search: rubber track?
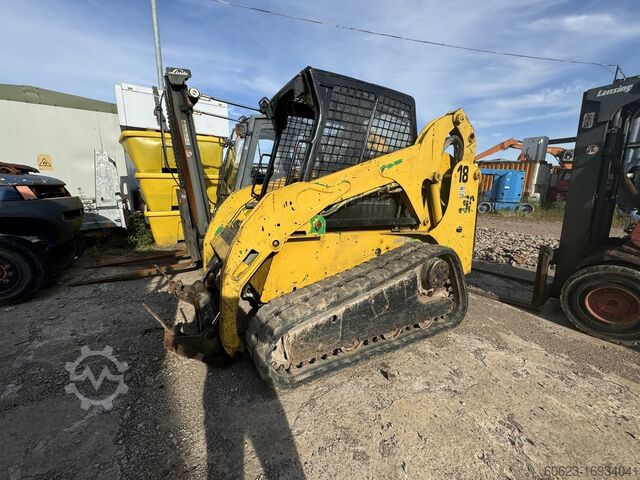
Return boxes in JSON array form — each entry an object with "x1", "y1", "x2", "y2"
[{"x1": 246, "y1": 241, "x2": 468, "y2": 388}]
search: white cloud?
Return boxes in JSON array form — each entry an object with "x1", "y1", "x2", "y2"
[
  {"x1": 531, "y1": 12, "x2": 640, "y2": 38},
  {"x1": 471, "y1": 83, "x2": 586, "y2": 128},
  {"x1": 1, "y1": 0, "x2": 638, "y2": 148}
]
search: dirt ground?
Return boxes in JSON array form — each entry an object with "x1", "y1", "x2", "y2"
[
  {"x1": 477, "y1": 215, "x2": 565, "y2": 238},
  {"x1": 1, "y1": 218, "x2": 639, "y2": 480},
  {"x1": 476, "y1": 215, "x2": 626, "y2": 239}
]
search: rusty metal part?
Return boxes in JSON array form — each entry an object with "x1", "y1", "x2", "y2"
[
  {"x1": 15, "y1": 185, "x2": 37, "y2": 200},
  {"x1": 143, "y1": 303, "x2": 171, "y2": 331},
  {"x1": 469, "y1": 245, "x2": 554, "y2": 310},
  {"x1": 84, "y1": 251, "x2": 185, "y2": 269},
  {"x1": 584, "y1": 286, "x2": 640, "y2": 325},
  {"x1": 142, "y1": 302, "x2": 227, "y2": 364},
  {"x1": 423, "y1": 258, "x2": 450, "y2": 289},
  {"x1": 604, "y1": 246, "x2": 640, "y2": 266},
  {"x1": 471, "y1": 263, "x2": 536, "y2": 286},
  {"x1": 631, "y1": 223, "x2": 640, "y2": 247},
  {"x1": 67, "y1": 260, "x2": 197, "y2": 286},
  {"x1": 162, "y1": 328, "x2": 226, "y2": 363}
]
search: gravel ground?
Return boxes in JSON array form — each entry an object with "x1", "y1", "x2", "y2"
[
  {"x1": 1, "y1": 217, "x2": 639, "y2": 480},
  {"x1": 474, "y1": 216, "x2": 563, "y2": 270},
  {"x1": 474, "y1": 215, "x2": 626, "y2": 269},
  {"x1": 476, "y1": 216, "x2": 564, "y2": 238},
  {"x1": 474, "y1": 227, "x2": 559, "y2": 270}
]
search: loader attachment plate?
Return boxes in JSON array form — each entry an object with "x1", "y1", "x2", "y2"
[{"x1": 246, "y1": 242, "x2": 468, "y2": 388}]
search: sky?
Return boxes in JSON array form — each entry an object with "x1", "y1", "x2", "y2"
[{"x1": 2, "y1": 0, "x2": 640, "y2": 158}]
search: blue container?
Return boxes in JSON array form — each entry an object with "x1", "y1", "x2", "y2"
[
  {"x1": 480, "y1": 168, "x2": 525, "y2": 203},
  {"x1": 479, "y1": 168, "x2": 531, "y2": 213}
]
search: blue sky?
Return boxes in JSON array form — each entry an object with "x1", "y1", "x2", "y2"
[{"x1": 3, "y1": 0, "x2": 640, "y2": 156}]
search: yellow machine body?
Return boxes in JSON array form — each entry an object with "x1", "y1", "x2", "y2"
[{"x1": 202, "y1": 109, "x2": 479, "y2": 356}]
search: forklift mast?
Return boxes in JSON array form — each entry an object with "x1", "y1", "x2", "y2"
[
  {"x1": 163, "y1": 67, "x2": 211, "y2": 263},
  {"x1": 553, "y1": 75, "x2": 640, "y2": 295}
]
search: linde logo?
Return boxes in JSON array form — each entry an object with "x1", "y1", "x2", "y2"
[
  {"x1": 596, "y1": 84, "x2": 634, "y2": 97},
  {"x1": 169, "y1": 68, "x2": 189, "y2": 76}
]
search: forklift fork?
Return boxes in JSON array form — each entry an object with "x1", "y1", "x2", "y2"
[{"x1": 470, "y1": 244, "x2": 554, "y2": 310}]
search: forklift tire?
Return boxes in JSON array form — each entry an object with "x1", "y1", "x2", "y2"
[
  {"x1": 49, "y1": 233, "x2": 85, "y2": 270},
  {"x1": 517, "y1": 203, "x2": 534, "y2": 214},
  {"x1": 0, "y1": 237, "x2": 49, "y2": 306},
  {"x1": 560, "y1": 264, "x2": 640, "y2": 346},
  {"x1": 477, "y1": 202, "x2": 492, "y2": 214}
]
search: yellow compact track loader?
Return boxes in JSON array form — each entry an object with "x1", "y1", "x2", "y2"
[{"x1": 159, "y1": 67, "x2": 479, "y2": 387}]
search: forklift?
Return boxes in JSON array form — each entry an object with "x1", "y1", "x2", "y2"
[
  {"x1": 476, "y1": 75, "x2": 640, "y2": 344},
  {"x1": 553, "y1": 75, "x2": 640, "y2": 344}
]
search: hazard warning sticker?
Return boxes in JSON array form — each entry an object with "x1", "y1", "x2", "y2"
[{"x1": 37, "y1": 154, "x2": 53, "y2": 171}]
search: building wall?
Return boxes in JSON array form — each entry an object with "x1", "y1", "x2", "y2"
[{"x1": 0, "y1": 99, "x2": 135, "y2": 216}]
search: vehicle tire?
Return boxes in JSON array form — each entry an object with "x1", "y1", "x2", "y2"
[
  {"x1": 477, "y1": 202, "x2": 492, "y2": 214},
  {"x1": 560, "y1": 264, "x2": 640, "y2": 345},
  {"x1": 0, "y1": 237, "x2": 49, "y2": 305},
  {"x1": 517, "y1": 203, "x2": 534, "y2": 214},
  {"x1": 49, "y1": 233, "x2": 85, "y2": 270}
]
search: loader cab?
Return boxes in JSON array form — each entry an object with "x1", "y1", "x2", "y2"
[
  {"x1": 217, "y1": 115, "x2": 274, "y2": 203},
  {"x1": 257, "y1": 67, "x2": 420, "y2": 229}
]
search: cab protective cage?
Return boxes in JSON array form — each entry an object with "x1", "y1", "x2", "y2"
[{"x1": 258, "y1": 67, "x2": 419, "y2": 230}]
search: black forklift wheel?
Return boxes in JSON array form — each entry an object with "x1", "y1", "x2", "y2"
[
  {"x1": 477, "y1": 202, "x2": 492, "y2": 214},
  {"x1": 49, "y1": 233, "x2": 85, "y2": 270},
  {"x1": 0, "y1": 237, "x2": 49, "y2": 306},
  {"x1": 560, "y1": 264, "x2": 640, "y2": 345},
  {"x1": 517, "y1": 203, "x2": 534, "y2": 214}
]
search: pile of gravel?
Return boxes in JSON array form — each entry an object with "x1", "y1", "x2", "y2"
[{"x1": 474, "y1": 227, "x2": 559, "y2": 269}]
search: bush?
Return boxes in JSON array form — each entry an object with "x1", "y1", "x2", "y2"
[{"x1": 87, "y1": 213, "x2": 155, "y2": 254}]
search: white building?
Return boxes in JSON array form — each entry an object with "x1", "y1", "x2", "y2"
[
  {"x1": 0, "y1": 83, "x2": 230, "y2": 230},
  {"x1": 0, "y1": 84, "x2": 133, "y2": 229}
]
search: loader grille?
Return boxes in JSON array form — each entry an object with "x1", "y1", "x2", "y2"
[
  {"x1": 265, "y1": 100, "x2": 314, "y2": 193},
  {"x1": 313, "y1": 87, "x2": 414, "y2": 178}
]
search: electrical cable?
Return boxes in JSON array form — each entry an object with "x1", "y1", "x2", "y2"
[
  {"x1": 211, "y1": 0, "x2": 619, "y2": 75},
  {"x1": 200, "y1": 93, "x2": 261, "y2": 112},
  {"x1": 193, "y1": 108, "x2": 245, "y2": 122}
]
